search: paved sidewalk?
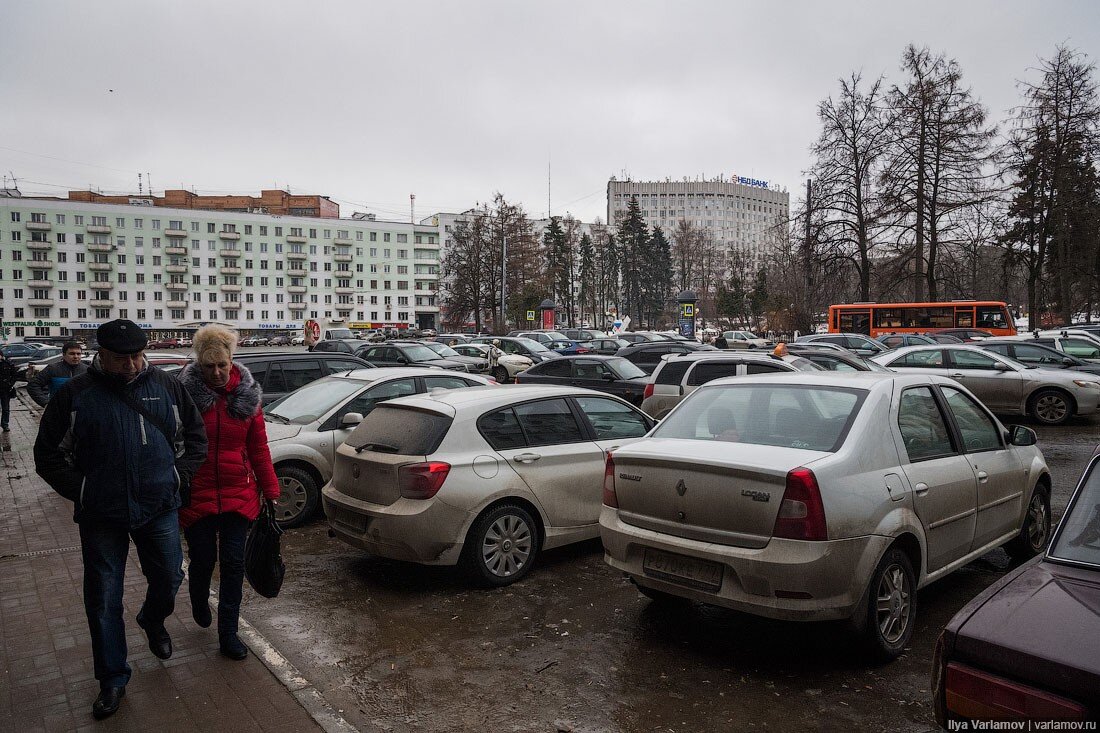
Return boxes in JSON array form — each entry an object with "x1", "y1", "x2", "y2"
[{"x1": 0, "y1": 393, "x2": 324, "y2": 732}]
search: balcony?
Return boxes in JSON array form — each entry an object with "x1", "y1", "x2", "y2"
[
  {"x1": 415, "y1": 257, "x2": 439, "y2": 264},
  {"x1": 26, "y1": 221, "x2": 52, "y2": 232},
  {"x1": 28, "y1": 298, "x2": 56, "y2": 307},
  {"x1": 219, "y1": 249, "x2": 242, "y2": 258},
  {"x1": 90, "y1": 298, "x2": 114, "y2": 308},
  {"x1": 218, "y1": 231, "x2": 241, "y2": 240},
  {"x1": 334, "y1": 253, "x2": 353, "y2": 263},
  {"x1": 166, "y1": 282, "x2": 189, "y2": 292},
  {"x1": 87, "y1": 243, "x2": 114, "y2": 252},
  {"x1": 219, "y1": 266, "x2": 242, "y2": 276},
  {"x1": 164, "y1": 228, "x2": 188, "y2": 238},
  {"x1": 286, "y1": 235, "x2": 307, "y2": 244},
  {"x1": 167, "y1": 299, "x2": 189, "y2": 309},
  {"x1": 286, "y1": 251, "x2": 308, "y2": 260},
  {"x1": 286, "y1": 267, "x2": 307, "y2": 277},
  {"x1": 165, "y1": 245, "x2": 188, "y2": 255},
  {"x1": 414, "y1": 305, "x2": 441, "y2": 313},
  {"x1": 335, "y1": 286, "x2": 354, "y2": 295},
  {"x1": 220, "y1": 284, "x2": 242, "y2": 293},
  {"x1": 287, "y1": 285, "x2": 307, "y2": 294},
  {"x1": 28, "y1": 259, "x2": 54, "y2": 269},
  {"x1": 89, "y1": 281, "x2": 114, "y2": 290},
  {"x1": 333, "y1": 237, "x2": 353, "y2": 246},
  {"x1": 89, "y1": 262, "x2": 113, "y2": 272},
  {"x1": 27, "y1": 240, "x2": 54, "y2": 251},
  {"x1": 28, "y1": 279, "x2": 53, "y2": 288},
  {"x1": 86, "y1": 225, "x2": 112, "y2": 234},
  {"x1": 166, "y1": 264, "x2": 189, "y2": 274}
]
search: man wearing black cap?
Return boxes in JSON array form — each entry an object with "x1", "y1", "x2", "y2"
[{"x1": 34, "y1": 319, "x2": 207, "y2": 720}]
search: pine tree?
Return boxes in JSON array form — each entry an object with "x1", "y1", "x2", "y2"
[
  {"x1": 578, "y1": 232, "x2": 596, "y2": 328},
  {"x1": 646, "y1": 226, "x2": 673, "y2": 326},
  {"x1": 616, "y1": 196, "x2": 649, "y2": 325}
]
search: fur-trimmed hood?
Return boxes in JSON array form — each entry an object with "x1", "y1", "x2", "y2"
[{"x1": 179, "y1": 362, "x2": 262, "y2": 420}]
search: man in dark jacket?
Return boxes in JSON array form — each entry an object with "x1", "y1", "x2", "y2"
[
  {"x1": 28, "y1": 340, "x2": 87, "y2": 406},
  {"x1": 0, "y1": 350, "x2": 17, "y2": 431},
  {"x1": 34, "y1": 320, "x2": 207, "y2": 720}
]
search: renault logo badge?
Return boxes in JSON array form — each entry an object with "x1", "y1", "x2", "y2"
[
  {"x1": 352, "y1": 465, "x2": 361, "y2": 479},
  {"x1": 676, "y1": 479, "x2": 687, "y2": 496}
]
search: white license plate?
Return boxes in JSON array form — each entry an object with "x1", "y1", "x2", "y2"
[{"x1": 643, "y1": 549, "x2": 723, "y2": 592}]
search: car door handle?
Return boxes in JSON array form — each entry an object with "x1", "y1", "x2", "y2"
[
  {"x1": 513, "y1": 453, "x2": 542, "y2": 463},
  {"x1": 950, "y1": 373, "x2": 965, "y2": 378},
  {"x1": 977, "y1": 470, "x2": 988, "y2": 482},
  {"x1": 914, "y1": 482, "x2": 929, "y2": 496}
]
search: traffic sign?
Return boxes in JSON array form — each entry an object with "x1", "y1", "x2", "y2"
[{"x1": 526, "y1": 310, "x2": 536, "y2": 322}]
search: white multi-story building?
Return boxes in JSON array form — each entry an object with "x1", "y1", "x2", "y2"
[
  {"x1": 606, "y1": 175, "x2": 790, "y2": 268},
  {"x1": 0, "y1": 193, "x2": 442, "y2": 340}
]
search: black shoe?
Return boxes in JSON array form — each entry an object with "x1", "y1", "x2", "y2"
[
  {"x1": 191, "y1": 596, "x2": 212, "y2": 628},
  {"x1": 219, "y1": 634, "x2": 248, "y2": 661},
  {"x1": 92, "y1": 686, "x2": 125, "y2": 719},
  {"x1": 136, "y1": 614, "x2": 173, "y2": 660}
]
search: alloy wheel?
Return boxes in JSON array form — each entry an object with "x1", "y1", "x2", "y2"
[
  {"x1": 875, "y1": 564, "x2": 912, "y2": 645},
  {"x1": 1035, "y1": 394, "x2": 1068, "y2": 423},
  {"x1": 1026, "y1": 493, "x2": 1050, "y2": 551}
]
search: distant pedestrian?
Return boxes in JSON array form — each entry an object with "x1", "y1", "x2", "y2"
[
  {"x1": 714, "y1": 335, "x2": 729, "y2": 349},
  {"x1": 0, "y1": 350, "x2": 17, "y2": 432},
  {"x1": 34, "y1": 319, "x2": 207, "y2": 720},
  {"x1": 28, "y1": 340, "x2": 88, "y2": 406},
  {"x1": 177, "y1": 325, "x2": 280, "y2": 661}
]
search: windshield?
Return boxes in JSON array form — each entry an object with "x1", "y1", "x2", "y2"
[
  {"x1": 514, "y1": 338, "x2": 551, "y2": 353},
  {"x1": 421, "y1": 341, "x2": 461, "y2": 358},
  {"x1": 403, "y1": 344, "x2": 448, "y2": 362},
  {"x1": 607, "y1": 358, "x2": 647, "y2": 379},
  {"x1": 264, "y1": 377, "x2": 365, "y2": 425},
  {"x1": 652, "y1": 383, "x2": 866, "y2": 452},
  {"x1": 327, "y1": 328, "x2": 354, "y2": 340},
  {"x1": 1049, "y1": 457, "x2": 1100, "y2": 569}
]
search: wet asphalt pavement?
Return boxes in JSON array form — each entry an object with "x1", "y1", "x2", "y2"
[{"x1": 240, "y1": 416, "x2": 1100, "y2": 733}]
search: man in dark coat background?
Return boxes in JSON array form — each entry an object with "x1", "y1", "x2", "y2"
[
  {"x1": 28, "y1": 340, "x2": 87, "y2": 406},
  {"x1": 34, "y1": 319, "x2": 207, "y2": 720}
]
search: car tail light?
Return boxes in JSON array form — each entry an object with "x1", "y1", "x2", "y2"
[
  {"x1": 484, "y1": 376, "x2": 499, "y2": 385},
  {"x1": 773, "y1": 468, "x2": 827, "y2": 541},
  {"x1": 944, "y1": 662, "x2": 1086, "y2": 721},
  {"x1": 398, "y1": 462, "x2": 451, "y2": 500},
  {"x1": 602, "y1": 454, "x2": 618, "y2": 508},
  {"x1": 576, "y1": 346, "x2": 591, "y2": 354},
  {"x1": 514, "y1": 375, "x2": 522, "y2": 384},
  {"x1": 643, "y1": 383, "x2": 655, "y2": 400}
]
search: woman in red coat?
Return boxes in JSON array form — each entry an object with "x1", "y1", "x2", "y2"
[{"x1": 179, "y1": 325, "x2": 279, "y2": 660}]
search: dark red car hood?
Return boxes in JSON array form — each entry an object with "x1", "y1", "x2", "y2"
[{"x1": 950, "y1": 558, "x2": 1100, "y2": 707}]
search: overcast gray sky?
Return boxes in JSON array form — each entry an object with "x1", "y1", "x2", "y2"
[{"x1": 2, "y1": 1, "x2": 1098, "y2": 224}]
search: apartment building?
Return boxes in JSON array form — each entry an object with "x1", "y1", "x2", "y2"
[
  {"x1": 0, "y1": 193, "x2": 441, "y2": 340},
  {"x1": 606, "y1": 175, "x2": 790, "y2": 268}
]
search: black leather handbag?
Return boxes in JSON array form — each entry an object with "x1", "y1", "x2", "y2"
[{"x1": 245, "y1": 500, "x2": 286, "y2": 598}]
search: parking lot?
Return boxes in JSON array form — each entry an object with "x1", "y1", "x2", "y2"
[{"x1": 238, "y1": 410, "x2": 1099, "y2": 732}]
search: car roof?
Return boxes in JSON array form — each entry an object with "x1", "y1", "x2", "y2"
[
  {"x1": 324, "y1": 367, "x2": 483, "y2": 382},
  {"x1": 663, "y1": 350, "x2": 793, "y2": 362},
  {"x1": 236, "y1": 351, "x2": 366, "y2": 361},
  {"x1": 533, "y1": 354, "x2": 619, "y2": 362},
  {"x1": 704, "y1": 370, "x2": 933, "y2": 390},
  {"x1": 383, "y1": 384, "x2": 616, "y2": 412},
  {"x1": 872, "y1": 343, "x2": 993, "y2": 360}
]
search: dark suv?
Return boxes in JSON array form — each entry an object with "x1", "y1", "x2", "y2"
[
  {"x1": 613, "y1": 340, "x2": 715, "y2": 375},
  {"x1": 354, "y1": 342, "x2": 470, "y2": 372},
  {"x1": 234, "y1": 352, "x2": 374, "y2": 404}
]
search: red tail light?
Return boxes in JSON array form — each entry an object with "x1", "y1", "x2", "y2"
[
  {"x1": 514, "y1": 376, "x2": 522, "y2": 384},
  {"x1": 773, "y1": 468, "x2": 827, "y2": 541},
  {"x1": 944, "y1": 662, "x2": 1086, "y2": 721},
  {"x1": 484, "y1": 376, "x2": 499, "y2": 385},
  {"x1": 602, "y1": 454, "x2": 618, "y2": 508},
  {"x1": 576, "y1": 347, "x2": 591, "y2": 354},
  {"x1": 643, "y1": 383, "x2": 655, "y2": 400},
  {"x1": 398, "y1": 461, "x2": 451, "y2": 500}
]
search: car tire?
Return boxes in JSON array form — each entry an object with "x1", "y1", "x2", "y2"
[
  {"x1": 460, "y1": 503, "x2": 540, "y2": 587},
  {"x1": 859, "y1": 547, "x2": 916, "y2": 662},
  {"x1": 1027, "y1": 388, "x2": 1074, "y2": 425},
  {"x1": 273, "y1": 465, "x2": 319, "y2": 529},
  {"x1": 1005, "y1": 487, "x2": 1051, "y2": 561},
  {"x1": 492, "y1": 366, "x2": 509, "y2": 384}
]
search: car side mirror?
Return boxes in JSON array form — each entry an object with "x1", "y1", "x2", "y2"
[
  {"x1": 1063, "y1": 357, "x2": 1075, "y2": 366},
  {"x1": 1007, "y1": 425, "x2": 1037, "y2": 447},
  {"x1": 604, "y1": 374, "x2": 616, "y2": 381},
  {"x1": 340, "y1": 412, "x2": 364, "y2": 428}
]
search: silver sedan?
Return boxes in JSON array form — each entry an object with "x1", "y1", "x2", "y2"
[{"x1": 872, "y1": 344, "x2": 1100, "y2": 425}]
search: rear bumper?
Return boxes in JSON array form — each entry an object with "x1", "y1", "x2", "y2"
[
  {"x1": 599, "y1": 506, "x2": 889, "y2": 621},
  {"x1": 322, "y1": 483, "x2": 469, "y2": 565}
]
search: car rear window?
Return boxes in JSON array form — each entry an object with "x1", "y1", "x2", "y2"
[
  {"x1": 654, "y1": 360, "x2": 691, "y2": 385},
  {"x1": 346, "y1": 406, "x2": 453, "y2": 456},
  {"x1": 651, "y1": 384, "x2": 867, "y2": 452}
]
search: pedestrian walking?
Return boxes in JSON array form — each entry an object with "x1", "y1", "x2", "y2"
[
  {"x1": 177, "y1": 325, "x2": 280, "y2": 661},
  {"x1": 33, "y1": 319, "x2": 207, "y2": 720},
  {"x1": 714, "y1": 335, "x2": 729, "y2": 349},
  {"x1": 28, "y1": 340, "x2": 88, "y2": 406},
  {"x1": 0, "y1": 349, "x2": 18, "y2": 432}
]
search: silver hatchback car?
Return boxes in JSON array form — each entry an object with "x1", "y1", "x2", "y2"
[
  {"x1": 600, "y1": 372, "x2": 1051, "y2": 660},
  {"x1": 323, "y1": 385, "x2": 656, "y2": 586}
]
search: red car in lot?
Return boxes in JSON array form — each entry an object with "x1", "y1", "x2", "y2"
[
  {"x1": 933, "y1": 453, "x2": 1100, "y2": 724},
  {"x1": 148, "y1": 337, "x2": 185, "y2": 349}
]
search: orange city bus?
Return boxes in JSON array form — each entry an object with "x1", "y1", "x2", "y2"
[{"x1": 827, "y1": 301, "x2": 1017, "y2": 337}]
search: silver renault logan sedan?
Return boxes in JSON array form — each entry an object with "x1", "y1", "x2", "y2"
[{"x1": 599, "y1": 372, "x2": 1051, "y2": 660}]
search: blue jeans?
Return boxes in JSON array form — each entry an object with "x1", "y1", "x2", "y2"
[
  {"x1": 79, "y1": 510, "x2": 184, "y2": 689},
  {"x1": 184, "y1": 512, "x2": 249, "y2": 638}
]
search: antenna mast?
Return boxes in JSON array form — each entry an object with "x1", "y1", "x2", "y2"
[{"x1": 410, "y1": 193, "x2": 416, "y2": 223}]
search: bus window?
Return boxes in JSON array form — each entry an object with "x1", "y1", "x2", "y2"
[
  {"x1": 839, "y1": 311, "x2": 870, "y2": 335},
  {"x1": 874, "y1": 309, "x2": 904, "y2": 329},
  {"x1": 976, "y1": 306, "x2": 1008, "y2": 330},
  {"x1": 955, "y1": 308, "x2": 974, "y2": 328}
]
